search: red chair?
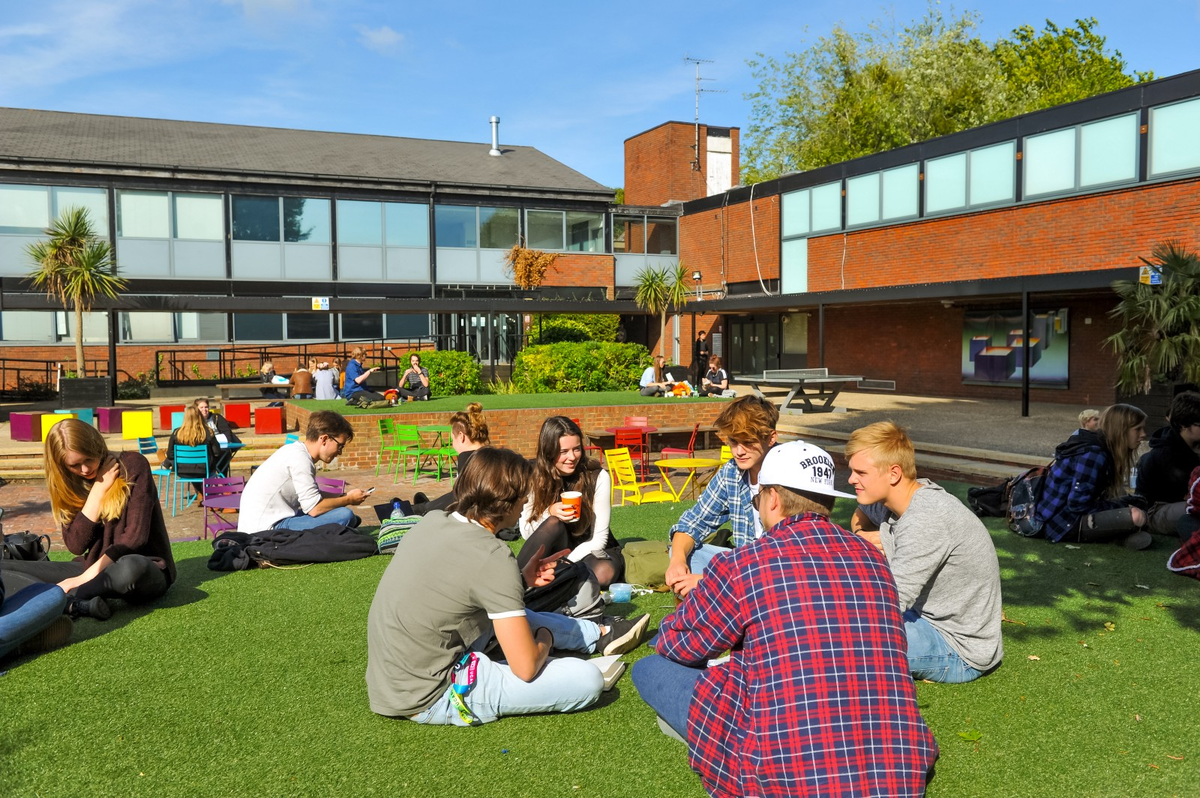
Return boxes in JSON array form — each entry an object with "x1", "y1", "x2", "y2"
[
  {"x1": 571, "y1": 418, "x2": 604, "y2": 465},
  {"x1": 615, "y1": 427, "x2": 649, "y2": 478},
  {"x1": 661, "y1": 423, "x2": 700, "y2": 459},
  {"x1": 624, "y1": 416, "x2": 650, "y2": 427}
]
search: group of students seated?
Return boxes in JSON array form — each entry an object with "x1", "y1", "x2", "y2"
[
  {"x1": 638, "y1": 354, "x2": 732, "y2": 398},
  {"x1": 256, "y1": 349, "x2": 435, "y2": 404}
]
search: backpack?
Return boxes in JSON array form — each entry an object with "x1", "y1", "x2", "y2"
[
  {"x1": 346, "y1": 394, "x2": 392, "y2": 410},
  {"x1": 622, "y1": 540, "x2": 671, "y2": 589},
  {"x1": 1, "y1": 532, "x2": 51, "y2": 561},
  {"x1": 967, "y1": 481, "x2": 1010, "y2": 518},
  {"x1": 1006, "y1": 465, "x2": 1050, "y2": 536}
]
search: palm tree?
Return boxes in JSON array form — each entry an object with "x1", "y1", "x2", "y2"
[
  {"x1": 1105, "y1": 240, "x2": 1200, "y2": 394},
  {"x1": 26, "y1": 207, "x2": 127, "y2": 377},
  {"x1": 634, "y1": 266, "x2": 670, "y2": 357}
]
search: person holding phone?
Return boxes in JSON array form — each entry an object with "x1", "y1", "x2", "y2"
[
  {"x1": 342, "y1": 347, "x2": 386, "y2": 404},
  {"x1": 399, "y1": 353, "x2": 432, "y2": 402}
]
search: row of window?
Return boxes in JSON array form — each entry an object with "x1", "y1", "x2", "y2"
[{"x1": 781, "y1": 95, "x2": 1200, "y2": 240}]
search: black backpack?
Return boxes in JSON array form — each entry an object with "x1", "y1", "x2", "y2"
[
  {"x1": 967, "y1": 481, "x2": 1010, "y2": 518},
  {"x1": 1006, "y1": 465, "x2": 1051, "y2": 536}
]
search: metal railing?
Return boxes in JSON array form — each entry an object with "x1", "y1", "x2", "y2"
[{"x1": 0, "y1": 357, "x2": 110, "y2": 400}]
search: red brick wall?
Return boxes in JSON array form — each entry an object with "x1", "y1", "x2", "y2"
[
  {"x1": 540, "y1": 253, "x2": 614, "y2": 294},
  {"x1": 287, "y1": 401, "x2": 726, "y2": 470},
  {"x1": 626, "y1": 123, "x2": 740, "y2": 206},
  {"x1": 809, "y1": 297, "x2": 1120, "y2": 405},
  {"x1": 680, "y1": 194, "x2": 780, "y2": 289}
]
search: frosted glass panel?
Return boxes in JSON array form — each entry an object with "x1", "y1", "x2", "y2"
[
  {"x1": 810, "y1": 182, "x2": 841, "y2": 232},
  {"x1": 881, "y1": 164, "x2": 919, "y2": 220},
  {"x1": 781, "y1": 190, "x2": 809, "y2": 237},
  {"x1": 119, "y1": 191, "x2": 169, "y2": 238},
  {"x1": 926, "y1": 153, "x2": 967, "y2": 213},
  {"x1": 1024, "y1": 129, "x2": 1076, "y2": 197},
  {"x1": 781, "y1": 238, "x2": 808, "y2": 294},
  {"x1": 338, "y1": 246, "x2": 384, "y2": 280},
  {"x1": 1080, "y1": 114, "x2": 1138, "y2": 187},
  {"x1": 969, "y1": 142, "x2": 1015, "y2": 205},
  {"x1": 117, "y1": 238, "x2": 171, "y2": 277},
  {"x1": 174, "y1": 194, "x2": 223, "y2": 240},
  {"x1": 54, "y1": 188, "x2": 108, "y2": 233},
  {"x1": 846, "y1": 173, "x2": 880, "y2": 226},
  {"x1": 123, "y1": 312, "x2": 175, "y2": 341},
  {"x1": 1150, "y1": 98, "x2": 1200, "y2": 176},
  {"x1": 0, "y1": 185, "x2": 50, "y2": 233}
]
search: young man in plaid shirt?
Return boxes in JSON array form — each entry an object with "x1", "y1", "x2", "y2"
[
  {"x1": 634, "y1": 442, "x2": 938, "y2": 797},
  {"x1": 664, "y1": 396, "x2": 779, "y2": 598}
]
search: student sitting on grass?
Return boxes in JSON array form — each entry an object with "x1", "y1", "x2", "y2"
[
  {"x1": 846, "y1": 421, "x2": 1003, "y2": 683},
  {"x1": 2, "y1": 419, "x2": 176, "y2": 621},
  {"x1": 1037, "y1": 404, "x2": 1152, "y2": 550},
  {"x1": 639, "y1": 354, "x2": 671, "y2": 397},
  {"x1": 632, "y1": 442, "x2": 937, "y2": 797},
  {"x1": 408, "y1": 402, "x2": 492, "y2": 517},
  {"x1": 237, "y1": 411, "x2": 368, "y2": 532},
  {"x1": 398, "y1": 353, "x2": 432, "y2": 401},
  {"x1": 665, "y1": 396, "x2": 778, "y2": 598},
  {"x1": 1136, "y1": 391, "x2": 1200, "y2": 536},
  {"x1": 366, "y1": 447, "x2": 649, "y2": 725}
]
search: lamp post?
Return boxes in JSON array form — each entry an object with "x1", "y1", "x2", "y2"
[{"x1": 692, "y1": 271, "x2": 702, "y2": 382}]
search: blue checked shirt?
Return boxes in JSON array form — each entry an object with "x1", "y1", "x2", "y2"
[
  {"x1": 669, "y1": 460, "x2": 762, "y2": 550},
  {"x1": 1037, "y1": 447, "x2": 1120, "y2": 542}
]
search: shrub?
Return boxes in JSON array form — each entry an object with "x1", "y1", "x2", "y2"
[
  {"x1": 532, "y1": 320, "x2": 591, "y2": 344},
  {"x1": 403, "y1": 350, "x2": 483, "y2": 396},
  {"x1": 117, "y1": 372, "x2": 154, "y2": 400},
  {"x1": 531, "y1": 313, "x2": 620, "y2": 343},
  {"x1": 512, "y1": 342, "x2": 651, "y2": 393}
]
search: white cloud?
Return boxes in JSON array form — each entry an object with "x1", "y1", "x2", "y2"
[{"x1": 354, "y1": 23, "x2": 403, "y2": 55}]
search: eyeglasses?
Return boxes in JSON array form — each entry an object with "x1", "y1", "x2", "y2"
[{"x1": 328, "y1": 436, "x2": 348, "y2": 454}]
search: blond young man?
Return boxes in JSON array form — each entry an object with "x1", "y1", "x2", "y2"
[{"x1": 846, "y1": 421, "x2": 1003, "y2": 683}]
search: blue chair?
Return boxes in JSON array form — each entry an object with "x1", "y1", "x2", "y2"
[
  {"x1": 138, "y1": 437, "x2": 172, "y2": 497},
  {"x1": 169, "y1": 444, "x2": 211, "y2": 517},
  {"x1": 284, "y1": 433, "x2": 300, "y2": 445},
  {"x1": 171, "y1": 411, "x2": 185, "y2": 430}
]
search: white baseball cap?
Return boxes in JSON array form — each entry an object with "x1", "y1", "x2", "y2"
[{"x1": 757, "y1": 441, "x2": 855, "y2": 499}]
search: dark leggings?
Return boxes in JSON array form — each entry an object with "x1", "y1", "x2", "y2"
[
  {"x1": 1, "y1": 555, "x2": 169, "y2": 604},
  {"x1": 399, "y1": 385, "x2": 430, "y2": 400},
  {"x1": 517, "y1": 517, "x2": 618, "y2": 588},
  {"x1": 412, "y1": 491, "x2": 455, "y2": 517},
  {"x1": 1068, "y1": 507, "x2": 1142, "y2": 544}
]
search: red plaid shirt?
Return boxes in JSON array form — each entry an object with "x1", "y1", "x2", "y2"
[{"x1": 655, "y1": 512, "x2": 938, "y2": 797}]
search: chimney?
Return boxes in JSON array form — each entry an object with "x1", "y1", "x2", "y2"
[{"x1": 489, "y1": 116, "x2": 502, "y2": 156}]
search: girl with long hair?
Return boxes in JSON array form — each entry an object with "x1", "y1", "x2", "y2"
[
  {"x1": 3, "y1": 420, "x2": 176, "y2": 619},
  {"x1": 163, "y1": 406, "x2": 222, "y2": 479},
  {"x1": 409, "y1": 402, "x2": 491, "y2": 516},
  {"x1": 1037, "y1": 403, "x2": 1151, "y2": 548},
  {"x1": 516, "y1": 417, "x2": 617, "y2": 587}
]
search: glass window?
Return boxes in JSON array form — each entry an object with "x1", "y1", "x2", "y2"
[
  {"x1": 846, "y1": 173, "x2": 880, "y2": 226},
  {"x1": 283, "y1": 198, "x2": 330, "y2": 243},
  {"x1": 0, "y1": 185, "x2": 50, "y2": 234},
  {"x1": 118, "y1": 191, "x2": 169, "y2": 238},
  {"x1": 566, "y1": 211, "x2": 604, "y2": 252},
  {"x1": 781, "y1": 189, "x2": 809, "y2": 237},
  {"x1": 810, "y1": 182, "x2": 841, "y2": 232},
  {"x1": 781, "y1": 238, "x2": 808, "y2": 294},
  {"x1": 1150, "y1": 97, "x2": 1200, "y2": 177},
  {"x1": 232, "y1": 196, "x2": 280, "y2": 242},
  {"x1": 435, "y1": 205, "x2": 476, "y2": 248},
  {"x1": 387, "y1": 313, "x2": 430, "y2": 338},
  {"x1": 285, "y1": 313, "x2": 330, "y2": 340},
  {"x1": 926, "y1": 153, "x2": 967, "y2": 213},
  {"x1": 120, "y1": 312, "x2": 175, "y2": 342},
  {"x1": 341, "y1": 313, "x2": 383, "y2": 339},
  {"x1": 54, "y1": 188, "x2": 109, "y2": 233},
  {"x1": 233, "y1": 313, "x2": 283, "y2": 340},
  {"x1": 526, "y1": 210, "x2": 564, "y2": 250},
  {"x1": 881, "y1": 164, "x2": 919, "y2": 220},
  {"x1": 646, "y1": 218, "x2": 678, "y2": 255},
  {"x1": 336, "y1": 200, "x2": 383, "y2": 246},
  {"x1": 386, "y1": 203, "x2": 428, "y2": 247},
  {"x1": 1024, "y1": 128, "x2": 1076, "y2": 197},
  {"x1": 479, "y1": 207, "x2": 518, "y2": 249},
  {"x1": 613, "y1": 216, "x2": 644, "y2": 253},
  {"x1": 174, "y1": 194, "x2": 223, "y2": 240},
  {"x1": 0, "y1": 311, "x2": 56, "y2": 342},
  {"x1": 1080, "y1": 114, "x2": 1138, "y2": 187},
  {"x1": 178, "y1": 312, "x2": 227, "y2": 340},
  {"x1": 969, "y1": 141, "x2": 1015, "y2": 206}
]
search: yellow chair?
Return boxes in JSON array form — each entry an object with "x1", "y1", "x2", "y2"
[
  {"x1": 42, "y1": 413, "x2": 74, "y2": 440},
  {"x1": 122, "y1": 410, "x2": 154, "y2": 440},
  {"x1": 720, "y1": 445, "x2": 732, "y2": 462},
  {"x1": 606, "y1": 448, "x2": 674, "y2": 506}
]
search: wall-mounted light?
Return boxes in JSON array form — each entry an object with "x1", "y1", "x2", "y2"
[{"x1": 692, "y1": 271, "x2": 702, "y2": 301}]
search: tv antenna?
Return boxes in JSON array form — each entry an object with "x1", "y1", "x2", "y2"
[{"x1": 684, "y1": 55, "x2": 725, "y2": 172}]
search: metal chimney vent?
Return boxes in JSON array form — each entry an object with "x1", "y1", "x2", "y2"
[{"x1": 489, "y1": 116, "x2": 502, "y2": 156}]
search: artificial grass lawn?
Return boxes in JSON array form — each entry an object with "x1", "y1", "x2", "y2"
[
  {"x1": 3, "y1": 484, "x2": 1198, "y2": 796},
  {"x1": 294, "y1": 391, "x2": 723, "y2": 414}
]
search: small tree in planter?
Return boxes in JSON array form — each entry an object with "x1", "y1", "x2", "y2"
[
  {"x1": 634, "y1": 263, "x2": 692, "y2": 358},
  {"x1": 504, "y1": 244, "x2": 559, "y2": 291},
  {"x1": 1105, "y1": 241, "x2": 1200, "y2": 413},
  {"x1": 26, "y1": 207, "x2": 127, "y2": 381}
]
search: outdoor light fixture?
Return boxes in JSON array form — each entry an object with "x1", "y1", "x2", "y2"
[{"x1": 692, "y1": 271, "x2": 702, "y2": 301}]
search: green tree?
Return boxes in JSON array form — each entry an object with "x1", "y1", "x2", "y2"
[
  {"x1": 744, "y1": 8, "x2": 1152, "y2": 181},
  {"x1": 26, "y1": 207, "x2": 126, "y2": 376},
  {"x1": 1105, "y1": 241, "x2": 1200, "y2": 395},
  {"x1": 634, "y1": 264, "x2": 692, "y2": 359}
]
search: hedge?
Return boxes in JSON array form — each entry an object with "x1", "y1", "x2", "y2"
[
  {"x1": 511, "y1": 342, "x2": 651, "y2": 393},
  {"x1": 400, "y1": 350, "x2": 483, "y2": 396}
]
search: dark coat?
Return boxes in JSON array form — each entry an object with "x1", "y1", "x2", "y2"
[{"x1": 1137, "y1": 426, "x2": 1200, "y2": 504}]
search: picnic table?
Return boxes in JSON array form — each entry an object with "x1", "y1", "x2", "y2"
[
  {"x1": 216, "y1": 383, "x2": 293, "y2": 401},
  {"x1": 741, "y1": 368, "x2": 863, "y2": 415}
]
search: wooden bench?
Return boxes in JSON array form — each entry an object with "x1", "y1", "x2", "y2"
[{"x1": 216, "y1": 383, "x2": 293, "y2": 401}]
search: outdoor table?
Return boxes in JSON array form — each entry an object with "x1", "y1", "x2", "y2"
[
  {"x1": 655, "y1": 457, "x2": 723, "y2": 501},
  {"x1": 603, "y1": 425, "x2": 659, "y2": 449},
  {"x1": 416, "y1": 425, "x2": 454, "y2": 477},
  {"x1": 742, "y1": 369, "x2": 864, "y2": 415},
  {"x1": 121, "y1": 410, "x2": 154, "y2": 440}
]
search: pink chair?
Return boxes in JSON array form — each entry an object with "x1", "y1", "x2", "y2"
[{"x1": 203, "y1": 476, "x2": 246, "y2": 540}]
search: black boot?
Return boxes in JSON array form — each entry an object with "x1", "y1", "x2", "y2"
[{"x1": 66, "y1": 596, "x2": 112, "y2": 621}]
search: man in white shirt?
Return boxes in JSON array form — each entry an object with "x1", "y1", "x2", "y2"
[{"x1": 238, "y1": 411, "x2": 368, "y2": 532}]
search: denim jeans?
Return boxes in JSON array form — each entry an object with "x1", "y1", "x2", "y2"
[
  {"x1": 671, "y1": 542, "x2": 732, "y2": 579},
  {"x1": 410, "y1": 611, "x2": 603, "y2": 726},
  {"x1": 275, "y1": 506, "x2": 358, "y2": 531},
  {"x1": 904, "y1": 611, "x2": 984, "y2": 683},
  {"x1": 630, "y1": 654, "x2": 703, "y2": 739},
  {"x1": 0, "y1": 583, "x2": 69, "y2": 659}
]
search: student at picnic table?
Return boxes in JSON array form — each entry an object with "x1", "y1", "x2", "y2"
[
  {"x1": 290, "y1": 360, "x2": 315, "y2": 399},
  {"x1": 237, "y1": 411, "x2": 368, "y2": 532},
  {"x1": 632, "y1": 441, "x2": 938, "y2": 797},
  {"x1": 846, "y1": 421, "x2": 1003, "y2": 683},
  {"x1": 2, "y1": 419, "x2": 176, "y2": 621},
  {"x1": 665, "y1": 395, "x2": 778, "y2": 597},
  {"x1": 365, "y1": 447, "x2": 650, "y2": 726},
  {"x1": 313, "y1": 361, "x2": 340, "y2": 400}
]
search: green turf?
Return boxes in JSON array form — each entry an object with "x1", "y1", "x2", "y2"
[
  {"x1": 2, "y1": 485, "x2": 1197, "y2": 796},
  {"x1": 293, "y1": 391, "x2": 723, "y2": 414}
]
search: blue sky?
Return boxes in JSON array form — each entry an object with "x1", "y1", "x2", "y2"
[{"x1": 1, "y1": 0, "x2": 1197, "y2": 189}]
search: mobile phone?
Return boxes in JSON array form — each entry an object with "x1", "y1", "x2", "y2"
[{"x1": 364, "y1": 487, "x2": 376, "y2": 495}]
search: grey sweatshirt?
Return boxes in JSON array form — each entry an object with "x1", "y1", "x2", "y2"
[{"x1": 881, "y1": 480, "x2": 1004, "y2": 672}]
